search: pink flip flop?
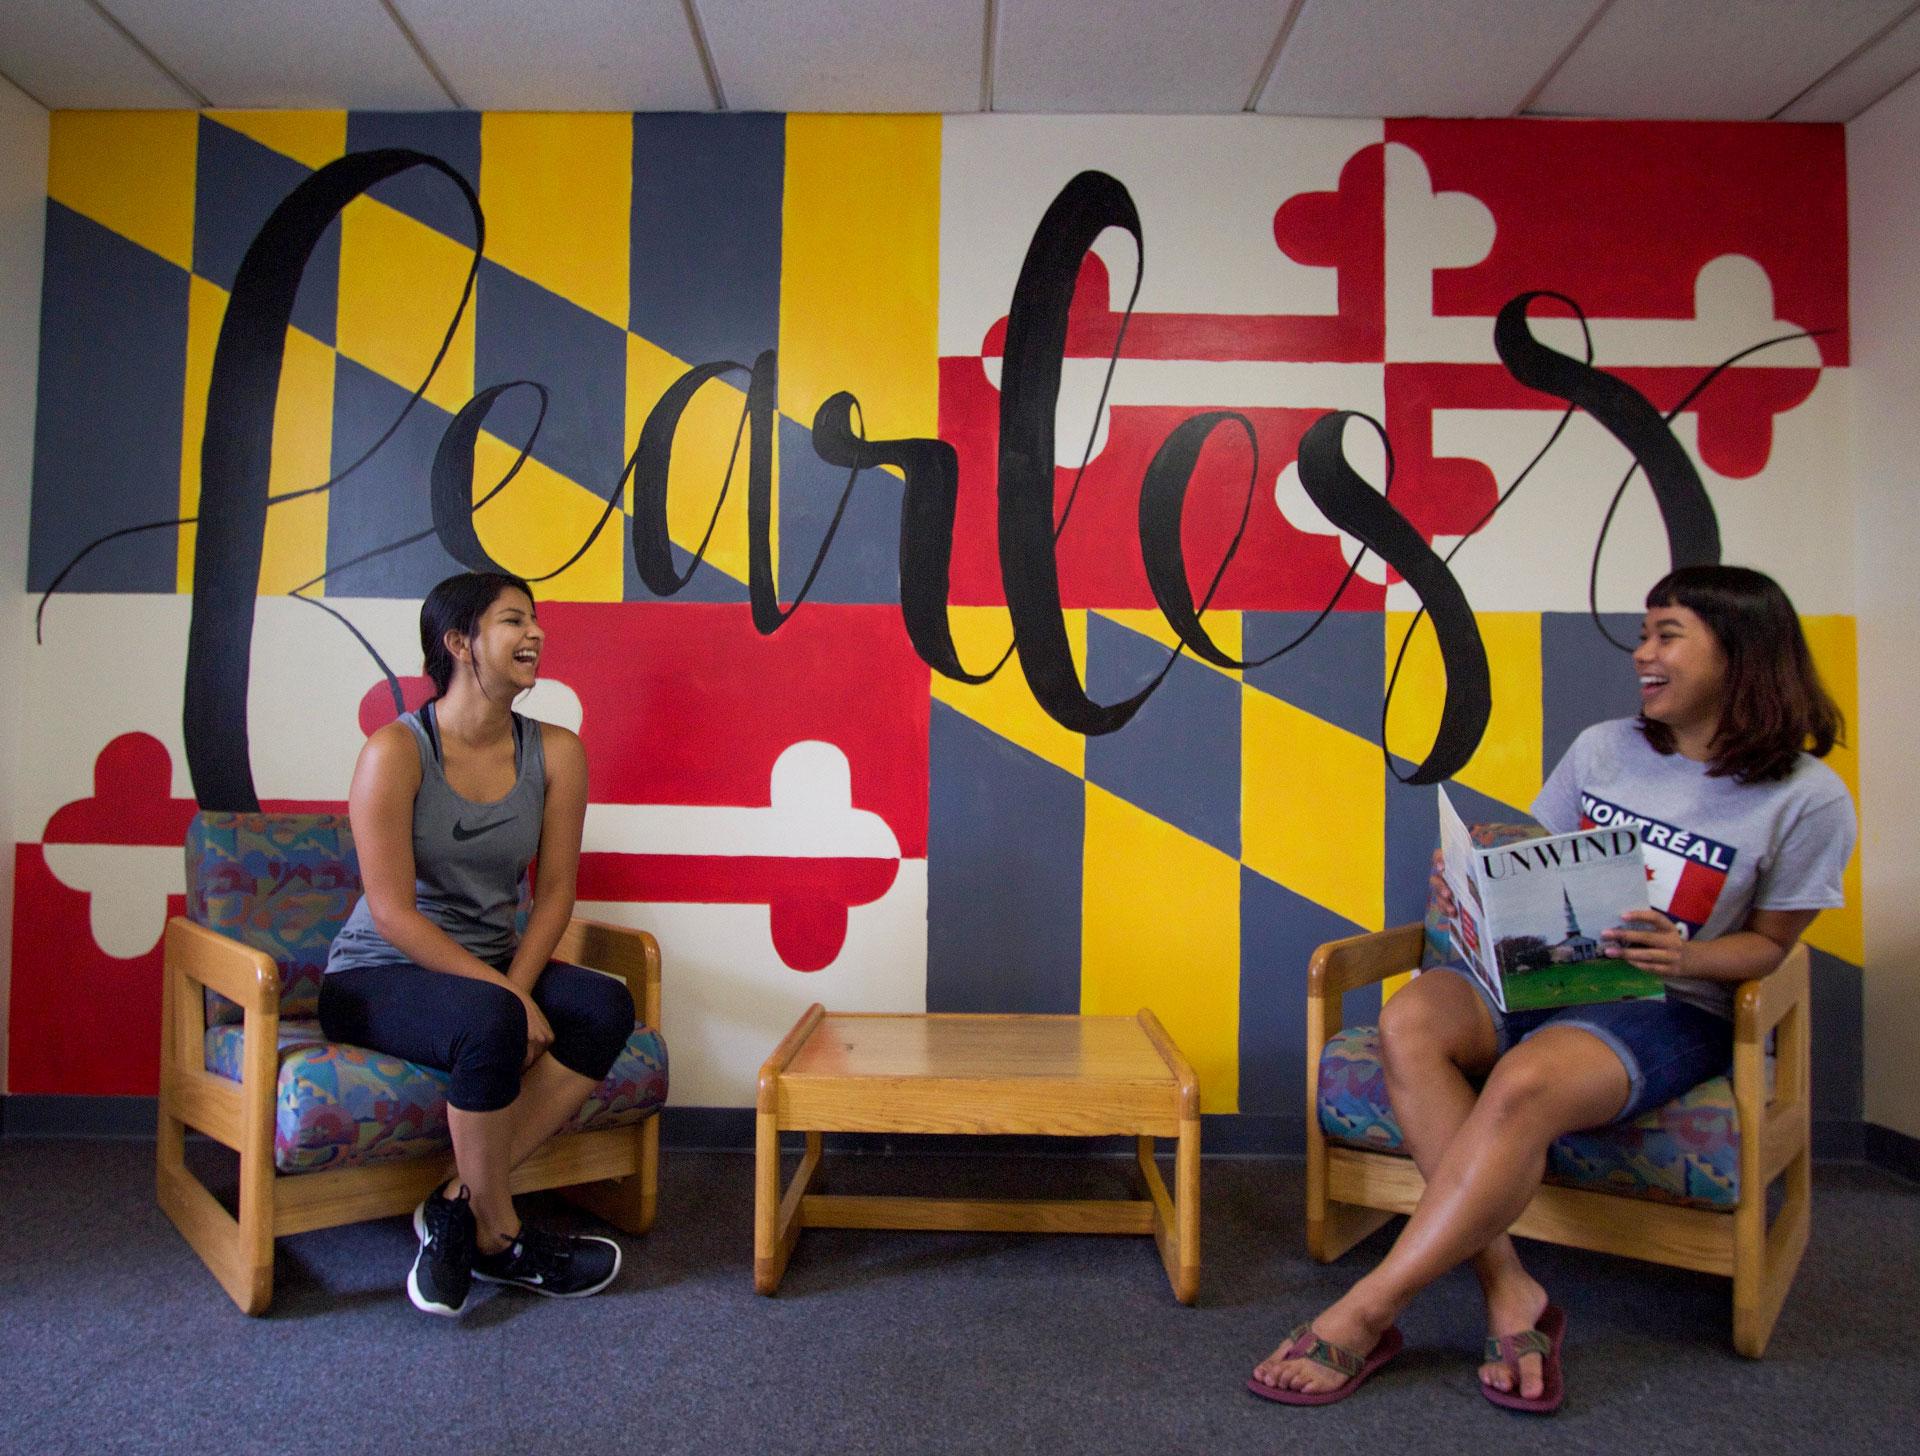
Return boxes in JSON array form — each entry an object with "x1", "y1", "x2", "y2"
[
  {"x1": 1247, "y1": 1323, "x2": 1405, "y2": 1406},
  {"x1": 1480, "y1": 1304, "x2": 1568, "y2": 1414}
]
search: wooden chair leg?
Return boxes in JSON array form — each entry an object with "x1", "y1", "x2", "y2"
[
  {"x1": 1733, "y1": 1148, "x2": 1811, "y2": 1358},
  {"x1": 156, "y1": 1105, "x2": 275, "y2": 1316},
  {"x1": 563, "y1": 1114, "x2": 661, "y2": 1235}
]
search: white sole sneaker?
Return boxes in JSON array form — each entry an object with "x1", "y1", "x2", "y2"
[
  {"x1": 472, "y1": 1234, "x2": 622, "y2": 1298},
  {"x1": 407, "y1": 1198, "x2": 472, "y2": 1317}
]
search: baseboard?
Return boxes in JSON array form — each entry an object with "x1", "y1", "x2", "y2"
[
  {"x1": 0, "y1": 1093, "x2": 160, "y2": 1138},
  {"x1": 0, "y1": 1094, "x2": 1897, "y2": 1173},
  {"x1": 1864, "y1": 1122, "x2": 1920, "y2": 1184}
]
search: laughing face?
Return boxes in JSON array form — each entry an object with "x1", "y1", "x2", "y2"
[
  {"x1": 464, "y1": 586, "x2": 543, "y2": 695},
  {"x1": 1634, "y1": 603, "x2": 1728, "y2": 749}
]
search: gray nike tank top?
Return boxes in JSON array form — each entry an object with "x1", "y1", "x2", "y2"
[{"x1": 326, "y1": 704, "x2": 547, "y2": 974}]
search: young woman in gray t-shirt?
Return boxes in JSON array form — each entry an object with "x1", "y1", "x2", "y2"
[
  {"x1": 319, "y1": 571, "x2": 635, "y2": 1316},
  {"x1": 1251, "y1": 565, "x2": 1856, "y2": 1411}
]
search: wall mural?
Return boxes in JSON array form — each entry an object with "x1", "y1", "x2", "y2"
[{"x1": 12, "y1": 112, "x2": 1862, "y2": 1122}]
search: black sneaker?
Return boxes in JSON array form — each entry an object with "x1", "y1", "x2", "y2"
[
  {"x1": 472, "y1": 1223, "x2": 622, "y2": 1299},
  {"x1": 408, "y1": 1185, "x2": 476, "y2": 1317}
]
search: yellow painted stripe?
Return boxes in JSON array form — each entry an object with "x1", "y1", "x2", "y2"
[
  {"x1": 1082, "y1": 784, "x2": 1240, "y2": 1113},
  {"x1": 1242, "y1": 687, "x2": 1384, "y2": 931},
  {"x1": 929, "y1": 607, "x2": 1087, "y2": 778},
  {"x1": 337, "y1": 195, "x2": 476, "y2": 416},
  {"x1": 1801, "y1": 614, "x2": 1861, "y2": 965},
  {"x1": 177, "y1": 277, "x2": 332, "y2": 597},
  {"x1": 1386, "y1": 610, "x2": 1542, "y2": 811},
  {"x1": 778, "y1": 115, "x2": 939, "y2": 440},
  {"x1": 472, "y1": 433, "x2": 622, "y2": 603},
  {"x1": 205, "y1": 110, "x2": 345, "y2": 171},
  {"x1": 625, "y1": 332, "x2": 759, "y2": 587},
  {"x1": 480, "y1": 114, "x2": 631, "y2": 328},
  {"x1": 49, "y1": 111, "x2": 196, "y2": 271},
  {"x1": 1096, "y1": 609, "x2": 1242, "y2": 681}
]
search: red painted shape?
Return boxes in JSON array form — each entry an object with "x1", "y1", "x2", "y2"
[
  {"x1": 1384, "y1": 362, "x2": 1821, "y2": 532},
  {"x1": 537, "y1": 602, "x2": 930, "y2": 858},
  {"x1": 41, "y1": 733, "x2": 200, "y2": 847},
  {"x1": 939, "y1": 356, "x2": 1385, "y2": 612},
  {"x1": 7, "y1": 844, "x2": 173, "y2": 1095},
  {"x1": 578, "y1": 852, "x2": 899, "y2": 972},
  {"x1": 357, "y1": 676, "x2": 436, "y2": 736},
  {"x1": 1386, "y1": 119, "x2": 1850, "y2": 366},
  {"x1": 977, "y1": 144, "x2": 1385, "y2": 365}
]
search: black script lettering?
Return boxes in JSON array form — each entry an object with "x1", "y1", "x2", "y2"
[
  {"x1": 1296, "y1": 412, "x2": 1491, "y2": 785},
  {"x1": 185, "y1": 148, "x2": 481, "y2": 811},
  {"x1": 1494, "y1": 291, "x2": 1720, "y2": 571},
  {"x1": 997, "y1": 170, "x2": 1156, "y2": 735}
]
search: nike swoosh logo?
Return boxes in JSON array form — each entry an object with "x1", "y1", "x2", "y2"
[{"x1": 451, "y1": 817, "x2": 515, "y2": 842}]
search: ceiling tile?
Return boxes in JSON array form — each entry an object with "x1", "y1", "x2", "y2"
[
  {"x1": 1780, "y1": 5, "x2": 1920, "y2": 122},
  {"x1": 1259, "y1": 0, "x2": 1600, "y2": 117},
  {"x1": 993, "y1": 0, "x2": 1282, "y2": 113},
  {"x1": 1532, "y1": 0, "x2": 1913, "y2": 119},
  {"x1": 396, "y1": 0, "x2": 712, "y2": 112},
  {"x1": 0, "y1": 0, "x2": 197, "y2": 108},
  {"x1": 697, "y1": 0, "x2": 984, "y2": 113},
  {"x1": 100, "y1": 0, "x2": 447, "y2": 109}
]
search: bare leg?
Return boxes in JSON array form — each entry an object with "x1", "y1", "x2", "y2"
[
  {"x1": 444, "y1": 1054, "x2": 601, "y2": 1252},
  {"x1": 1378, "y1": 975, "x2": 1554, "y2": 1396},
  {"x1": 1256, "y1": 1026, "x2": 1628, "y2": 1396}
]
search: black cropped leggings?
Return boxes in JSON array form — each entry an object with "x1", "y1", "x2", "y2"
[{"x1": 318, "y1": 960, "x2": 635, "y2": 1113}]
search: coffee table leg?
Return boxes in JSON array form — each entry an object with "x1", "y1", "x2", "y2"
[
  {"x1": 755, "y1": 1120, "x2": 824, "y2": 1295},
  {"x1": 1139, "y1": 1124, "x2": 1201, "y2": 1304}
]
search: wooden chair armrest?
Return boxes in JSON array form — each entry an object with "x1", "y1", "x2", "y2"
[
  {"x1": 163, "y1": 917, "x2": 280, "y2": 1014},
  {"x1": 558, "y1": 917, "x2": 661, "y2": 1030},
  {"x1": 1308, "y1": 923, "x2": 1425, "y2": 1001},
  {"x1": 1733, "y1": 942, "x2": 1810, "y2": 1044}
]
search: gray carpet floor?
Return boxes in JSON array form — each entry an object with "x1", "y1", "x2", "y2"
[{"x1": 2, "y1": 1139, "x2": 1917, "y2": 1456}]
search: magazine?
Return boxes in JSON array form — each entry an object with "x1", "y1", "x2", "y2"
[{"x1": 1435, "y1": 786, "x2": 1664, "y2": 1013}]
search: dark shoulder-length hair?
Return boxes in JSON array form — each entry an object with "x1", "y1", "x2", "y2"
[
  {"x1": 420, "y1": 570, "x2": 535, "y2": 699},
  {"x1": 1641, "y1": 564, "x2": 1842, "y2": 783}
]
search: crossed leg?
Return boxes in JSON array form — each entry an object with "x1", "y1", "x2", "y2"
[
  {"x1": 1253, "y1": 973, "x2": 1630, "y2": 1398},
  {"x1": 446, "y1": 1053, "x2": 601, "y2": 1252}
]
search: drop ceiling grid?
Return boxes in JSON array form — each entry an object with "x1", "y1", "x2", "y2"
[
  {"x1": 387, "y1": 0, "x2": 714, "y2": 112},
  {"x1": 991, "y1": 0, "x2": 1284, "y2": 113},
  {"x1": 1780, "y1": 4, "x2": 1920, "y2": 122},
  {"x1": 696, "y1": 0, "x2": 984, "y2": 113},
  {"x1": 1533, "y1": 0, "x2": 1916, "y2": 119},
  {"x1": 103, "y1": 0, "x2": 446, "y2": 110},
  {"x1": 0, "y1": 0, "x2": 196, "y2": 108},
  {"x1": 1257, "y1": 0, "x2": 1603, "y2": 118}
]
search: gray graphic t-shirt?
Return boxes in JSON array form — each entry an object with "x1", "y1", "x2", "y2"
[
  {"x1": 326, "y1": 706, "x2": 547, "y2": 974},
  {"x1": 1531, "y1": 718, "x2": 1855, "y2": 1018}
]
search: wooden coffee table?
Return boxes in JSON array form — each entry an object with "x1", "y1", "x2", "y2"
[{"x1": 753, "y1": 1006, "x2": 1200, "y2": 1302}]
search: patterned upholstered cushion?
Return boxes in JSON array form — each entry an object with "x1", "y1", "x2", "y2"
[
  {"x1": 1317, "y1": 1024, "x2": 1739, "y2": 1209},
  {"x1": 205, "y1": 1018, "x2": 669, "y2": 1174},
  {"x1": 186, "y1": 813, "x2": 361, "y2": 1025}
]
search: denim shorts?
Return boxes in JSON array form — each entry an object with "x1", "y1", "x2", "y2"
[{"x1": 1428, "y1": 968, "x2": 1733, "y2": 1122}]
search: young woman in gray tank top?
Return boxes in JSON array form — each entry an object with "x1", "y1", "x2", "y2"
[{"x1": 319, "y1": 571, "x2": 635, "y2": 1316}]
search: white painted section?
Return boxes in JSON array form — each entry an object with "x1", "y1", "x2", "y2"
[
  {"x1": 1849, "y1": 71, "x2": 1920, "y2": 1141},
  {"x1": 0, "y1": 76, "x2": 46, "y2": 1094},
  {"x1": 939, "y1": 114, "x2": 1380, "y2": 355},
  {"x1": 584, "y1": 859, "x2": 928, "y2": 1108},
  {"x1": 585, "y1": 742, "x2": 903, "y2": 860},
  {"x1": 105, "y1": 0, "x2": 447, "y2": 109},
  {"x1": 1260, "y1": 0, "x2": 1599, "y2": 118},
  {"x1": 699, "y1": 0, "x2": 983, "y2": 113},
  {"x1": 991, "y1": 0, "x2": 1283, "y2": 113},
  {"x1": 0, "y1": 0, "x2": 197, "y2": 108},
  {"x1": 394, "y1": 0, "x2": 713, "y2": 111},
  {"x1": 1534, "y1": 0, "x2": 1911, "y2": 120}
]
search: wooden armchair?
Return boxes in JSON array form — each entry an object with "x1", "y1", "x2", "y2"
[
  {"x1": 156, "y1": 813, "x2": 665, "y2": 1315},
  {"x1": 1305, "y1": 924, "x2": 1812, "y2": 1358}
]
